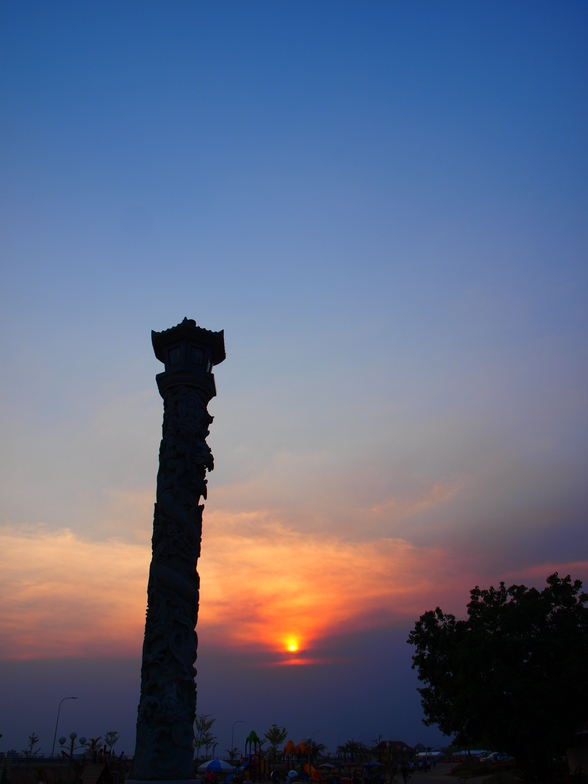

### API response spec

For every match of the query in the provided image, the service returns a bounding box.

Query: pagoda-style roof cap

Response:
[152,317,226,366]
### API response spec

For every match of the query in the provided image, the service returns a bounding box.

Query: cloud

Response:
[2,518,586,663]
[0,525,149,660]
[368,480,462,518]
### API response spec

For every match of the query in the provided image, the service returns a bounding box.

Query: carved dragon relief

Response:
[134,384,214,780]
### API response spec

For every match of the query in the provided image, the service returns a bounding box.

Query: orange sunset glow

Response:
[2,517,586,663]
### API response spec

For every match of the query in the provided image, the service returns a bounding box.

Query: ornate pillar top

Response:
[151,317,225,399]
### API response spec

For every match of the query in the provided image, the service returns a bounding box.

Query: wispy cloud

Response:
[0,525,149,660]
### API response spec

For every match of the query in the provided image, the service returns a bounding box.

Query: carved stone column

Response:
[134,318,225,782]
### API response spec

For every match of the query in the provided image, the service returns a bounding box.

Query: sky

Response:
[1,0,587,759]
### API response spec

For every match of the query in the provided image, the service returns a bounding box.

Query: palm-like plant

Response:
[84,738,103,759]
[104,732,120,754]
[226,747,240,763]
[356,743,370,763]
[311,742,326,759]
[344,740,360,762]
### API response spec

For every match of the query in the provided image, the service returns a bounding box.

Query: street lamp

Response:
[59,733,86,758]
[59,731,86,784]
[52,697,77,757]
[231,721,244,757]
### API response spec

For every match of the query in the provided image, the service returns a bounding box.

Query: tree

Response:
[22,733,40,784]
[194,715,217,760]
[343,740,360,762]
[372,736,384,764]
[264,725,288,764]
[408,573,588,780]
[84,738,102,759]
[355,743,369,763]
[311,741,326,758]
[226,747,240,763]
[104,732,120,754]
[22,734,40,759]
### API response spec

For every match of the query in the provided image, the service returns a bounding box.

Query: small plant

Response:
[22,734,41,784]
[194,715,217,760]
[104,733,120,754]
[84,738,103,757]
[22,735,41,759]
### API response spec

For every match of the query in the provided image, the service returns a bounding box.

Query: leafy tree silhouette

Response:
[264,725,288,764]
[408,573,588,782]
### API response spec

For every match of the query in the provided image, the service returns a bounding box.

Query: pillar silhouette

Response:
[134,318,225,781]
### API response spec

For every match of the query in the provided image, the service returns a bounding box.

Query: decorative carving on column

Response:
[134,318,225,782]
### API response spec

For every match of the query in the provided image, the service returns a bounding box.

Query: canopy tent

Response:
[198,759,235,773]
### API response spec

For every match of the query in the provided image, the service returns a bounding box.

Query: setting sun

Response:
[286,638,299,653]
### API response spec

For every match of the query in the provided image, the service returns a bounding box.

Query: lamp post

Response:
[337,734,346,760]
[231,721,244,759]
[52,697,77,757]
[59,731,86,784]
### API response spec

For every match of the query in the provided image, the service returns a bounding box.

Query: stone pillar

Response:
[134,318,225,782]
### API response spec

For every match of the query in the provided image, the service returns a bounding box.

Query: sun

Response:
[286,637,299,653]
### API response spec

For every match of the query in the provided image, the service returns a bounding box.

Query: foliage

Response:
[264,725,288,763]
[104,732,120,752]
[226,747,240,763]
[22,735,40,784]
[340,740,368,763]
[84,738,103,757]
[408,573,588,780]
[194,715,217,760]
[22,734,40,759]
[311,742,326,758]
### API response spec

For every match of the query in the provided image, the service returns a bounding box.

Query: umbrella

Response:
[288,771,299,779]
[198,759,235,773]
